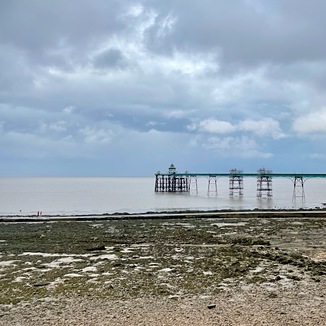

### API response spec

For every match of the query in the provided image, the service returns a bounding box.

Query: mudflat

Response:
[0,213,325,325]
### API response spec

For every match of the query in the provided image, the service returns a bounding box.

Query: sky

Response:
[1,0,326,176]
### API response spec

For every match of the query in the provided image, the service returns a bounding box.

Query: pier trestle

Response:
[189,176,198,194]
[207,176,218,196]
[292,176,306,205]
[257,169,273,198]
[229,169,244,197]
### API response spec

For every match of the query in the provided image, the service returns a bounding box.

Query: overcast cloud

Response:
[1,0,326,176]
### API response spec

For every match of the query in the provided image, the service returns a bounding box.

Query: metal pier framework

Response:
[292,176,306,204]
[229,169,244,197]
[257,168,273,198]
[154,164,189,193]
[155,164,326,205]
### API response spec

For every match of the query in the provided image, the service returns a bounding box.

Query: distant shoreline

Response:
[1,207,326,222]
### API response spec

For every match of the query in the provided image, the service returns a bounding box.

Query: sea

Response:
[0,176,325,216]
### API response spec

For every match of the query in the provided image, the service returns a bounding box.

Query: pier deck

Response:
[168,172,326,178]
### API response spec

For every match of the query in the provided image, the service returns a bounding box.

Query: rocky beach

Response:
[0,211,325,325]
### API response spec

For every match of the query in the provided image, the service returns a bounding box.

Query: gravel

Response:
[1,281,325,326]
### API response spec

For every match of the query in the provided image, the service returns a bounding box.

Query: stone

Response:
[33,282,50,287]
[86,245,106,251]
[207,304,216,309]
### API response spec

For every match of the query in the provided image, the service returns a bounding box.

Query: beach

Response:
[1,284,325,325]
[0,211,325,325]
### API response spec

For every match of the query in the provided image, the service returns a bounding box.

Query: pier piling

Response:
[229,169,244,197]
[257,168,273,198]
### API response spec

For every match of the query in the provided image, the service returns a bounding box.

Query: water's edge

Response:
[1,208,326,222]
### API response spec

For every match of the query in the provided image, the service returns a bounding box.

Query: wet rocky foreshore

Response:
[0,212,325,325]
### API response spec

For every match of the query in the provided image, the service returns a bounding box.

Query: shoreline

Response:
[1,207,326,222]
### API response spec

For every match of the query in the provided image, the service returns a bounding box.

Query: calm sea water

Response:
[0,177,325,216]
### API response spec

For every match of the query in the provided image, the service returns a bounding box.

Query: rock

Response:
[33,282,50,287]
[86,245,106,251]
[268,292,278,298]
[207,304,216,309]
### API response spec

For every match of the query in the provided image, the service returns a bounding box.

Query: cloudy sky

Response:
[1,0,326,176]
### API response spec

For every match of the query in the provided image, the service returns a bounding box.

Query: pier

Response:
[154,164,326,203]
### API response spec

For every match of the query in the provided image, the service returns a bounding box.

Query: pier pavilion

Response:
[154,164,326,203]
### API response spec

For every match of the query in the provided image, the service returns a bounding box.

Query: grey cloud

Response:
[0,45,36,94]
[93,49,127,69]
[189,117,285,140]
[3,0,326,74]
[293,108,326,135]
[144,0,326,67]
[0,0,125,46]
[204,135,272,159]
[0,0,127,69]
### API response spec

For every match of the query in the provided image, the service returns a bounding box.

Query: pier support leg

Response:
[292,176,306,205]
[229,169,244,197]
[257,170,272,198]
[189,176,198,194]
[207,176,218,196]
